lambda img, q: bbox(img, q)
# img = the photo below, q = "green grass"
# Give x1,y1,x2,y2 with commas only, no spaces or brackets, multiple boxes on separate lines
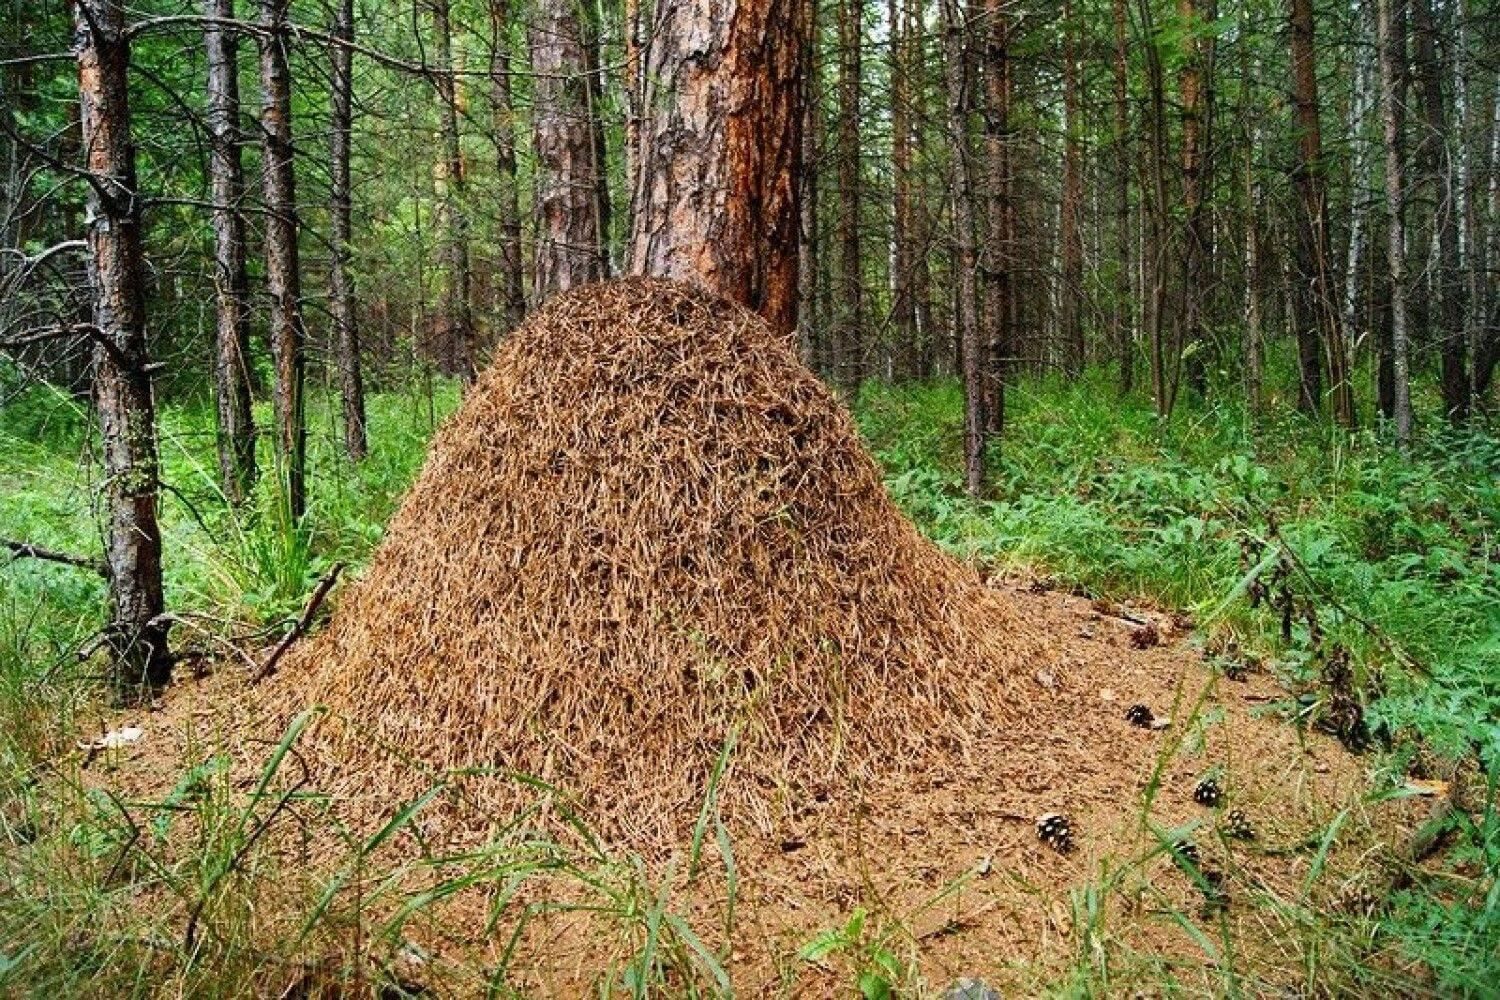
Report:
2,365,1498,994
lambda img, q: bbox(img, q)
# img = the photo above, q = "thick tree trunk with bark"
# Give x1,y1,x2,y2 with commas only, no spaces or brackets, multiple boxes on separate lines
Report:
532,0,609,299
1379,0,1414,445
75,0,172,694
203,0,256,496
489,0,525,333
329,0,365,459
258,0,307,520
1288,0,1355,426
940,0,985,496
626,0,808,337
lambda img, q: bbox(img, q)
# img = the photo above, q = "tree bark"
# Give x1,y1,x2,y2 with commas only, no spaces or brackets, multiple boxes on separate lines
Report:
940,0,985,496
1288,0,1355,426
431,0,474,379
203,0,257,496
329,0,365,459
1378,0,1414,446
488,0,526,334
1112,0,1133,394
1058,0,1084,379
834,0,863,385
626,0,808,336
258,0,307,520
890,0,915,377
980,0,1011,437
74,0,172,694
1176,0,1207,406
1411,0,1469,420
532,0,609,299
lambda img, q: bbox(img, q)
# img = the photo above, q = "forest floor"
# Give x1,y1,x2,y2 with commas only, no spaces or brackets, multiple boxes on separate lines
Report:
2,367,1497,995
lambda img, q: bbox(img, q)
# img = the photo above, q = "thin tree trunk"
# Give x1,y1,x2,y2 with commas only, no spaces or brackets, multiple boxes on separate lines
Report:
1378,0,1414,446
203,0,257,495
258,0,306,521
488,0,526,333
627,0,808,335
532,0,608,299
980,0,1010,438
1138,0,1171,416
940,0,985,496
1289,0,1355,426
75,0,172,694
1343,1,1377,358
329,0,365,459
798,0,821,365
834,0,863,386
1242,42,1264,419
1059,0,1084,379
1412,0,1469,419
1176,0,1206,406
1112,0,1133,394
890,0,915,377
431,0,474,379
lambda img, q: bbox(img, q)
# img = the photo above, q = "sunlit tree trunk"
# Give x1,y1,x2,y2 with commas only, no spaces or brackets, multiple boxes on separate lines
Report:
203,0,257,493
258,0,307,520
75,0,172,694
628,0,808,336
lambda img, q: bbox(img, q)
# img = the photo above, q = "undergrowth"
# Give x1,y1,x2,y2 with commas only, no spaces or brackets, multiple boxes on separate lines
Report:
2,367,1497,994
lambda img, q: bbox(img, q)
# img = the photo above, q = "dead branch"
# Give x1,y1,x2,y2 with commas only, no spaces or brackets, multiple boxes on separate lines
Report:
252,563,345,683
2,537,108,576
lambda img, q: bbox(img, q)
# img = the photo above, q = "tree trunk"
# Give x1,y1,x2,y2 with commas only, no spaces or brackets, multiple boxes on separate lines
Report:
980,0,1010,438
833,0,863,386
889,0,915,378
203,0,257,495
531,0,609,299
1289,0,1355,425
329,0,365,459
431,0,474,379
1058,0,1084,380
798,0,822,366
1138,0,1171,416
488,0,526,334
939,0,985,496
1412,0,1469,420
627,0,808,336
1112,0,1133,394
258,0,307,520
1378,0,1414,446
75,0,172,694
1176,0,1206,406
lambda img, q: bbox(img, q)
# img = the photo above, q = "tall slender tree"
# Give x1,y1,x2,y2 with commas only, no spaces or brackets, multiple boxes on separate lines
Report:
431,0,474,378
75,0,172,694
489,0,525,333
834,0,864,385
258,0,307,519
1378,0,1414,446
203,0,256,494
329,0,366,459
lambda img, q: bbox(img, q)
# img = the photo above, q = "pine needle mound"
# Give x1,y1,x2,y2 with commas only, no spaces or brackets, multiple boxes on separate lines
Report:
279,278,1044,847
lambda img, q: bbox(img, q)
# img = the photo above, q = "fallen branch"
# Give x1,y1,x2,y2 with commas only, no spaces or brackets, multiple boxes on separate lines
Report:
2,537,107,576
251,563,345,683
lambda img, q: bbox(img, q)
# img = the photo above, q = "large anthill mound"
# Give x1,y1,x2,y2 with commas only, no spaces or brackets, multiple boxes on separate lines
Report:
279,278,1046,846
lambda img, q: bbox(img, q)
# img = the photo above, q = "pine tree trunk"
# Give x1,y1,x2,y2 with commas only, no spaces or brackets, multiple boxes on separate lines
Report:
1112,0,1134,394
488,0,526,333
1378,0,1414,446
329,0,365,459
258,0,307,520
1289,0,1355,425
939,0,985,496
431,0,474,379
834,0,863,385
1059,0,1084,379
981,0,1010,437
1412,0,1469,420
531,0,608,298
75,0,172,695
798,0,822,366
627,0,808,336
889,0,915,377
203,0,257,495
1176,0,1206,406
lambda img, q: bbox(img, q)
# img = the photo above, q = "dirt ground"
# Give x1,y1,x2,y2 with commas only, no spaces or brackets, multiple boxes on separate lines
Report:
83,577,1428,997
